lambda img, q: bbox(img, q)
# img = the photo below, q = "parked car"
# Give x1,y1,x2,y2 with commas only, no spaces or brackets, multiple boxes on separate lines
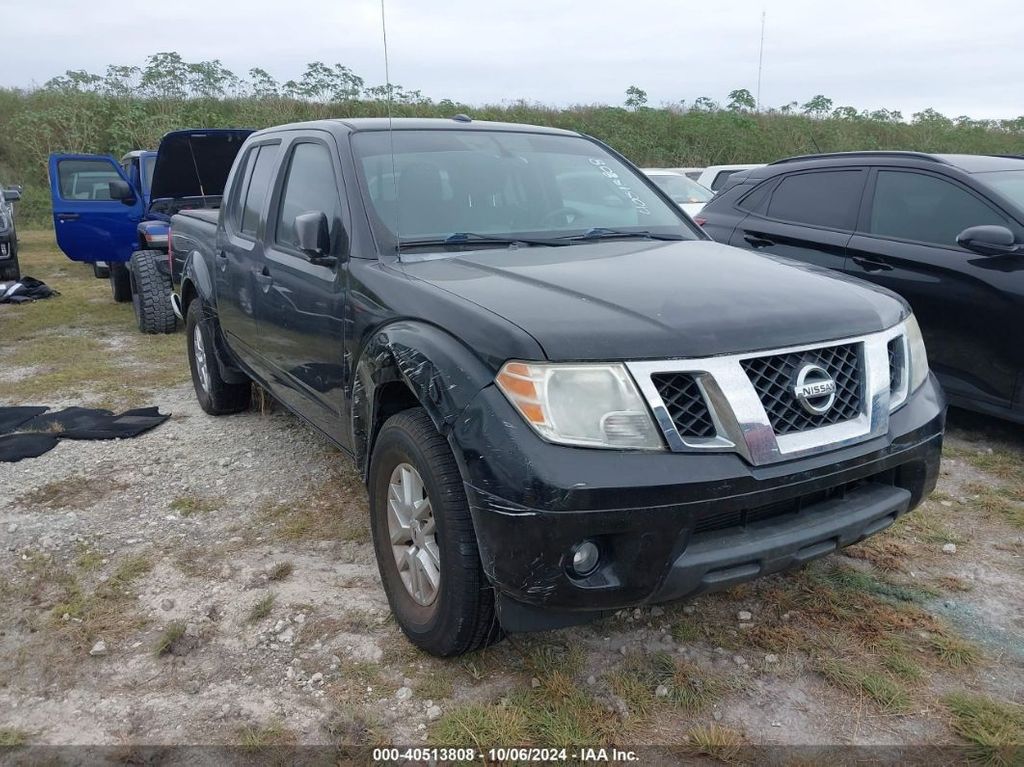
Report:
697,164,765,193
669,167,704,181
173,118,944,657
0,184,21,281
698,150,1024,425
642,169,713,217
48,129,251,332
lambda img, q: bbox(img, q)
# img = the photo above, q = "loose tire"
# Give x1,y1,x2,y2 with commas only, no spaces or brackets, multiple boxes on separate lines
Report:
109,262,131,303
92,262,110,279
368,408,501,657
130,249,176,334
185,298,251,415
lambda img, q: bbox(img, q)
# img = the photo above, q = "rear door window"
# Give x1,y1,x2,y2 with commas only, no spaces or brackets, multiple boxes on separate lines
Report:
868,170,1008,247
240,144,280,236
56,159,122,200
766,170,865,230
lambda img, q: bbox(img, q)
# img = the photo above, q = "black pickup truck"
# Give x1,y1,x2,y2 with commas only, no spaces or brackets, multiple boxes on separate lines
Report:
171,118,945,657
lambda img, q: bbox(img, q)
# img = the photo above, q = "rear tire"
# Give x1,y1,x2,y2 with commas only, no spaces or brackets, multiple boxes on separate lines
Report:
130,249,176,334
368,408,501,657
186,297,251,415
0,257,19,282
109,262,131,303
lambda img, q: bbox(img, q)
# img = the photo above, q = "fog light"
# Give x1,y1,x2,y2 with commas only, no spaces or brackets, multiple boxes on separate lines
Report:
570,541,600,576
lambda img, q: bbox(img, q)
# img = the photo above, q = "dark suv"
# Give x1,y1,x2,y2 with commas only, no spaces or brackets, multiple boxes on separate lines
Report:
699,152,1024,425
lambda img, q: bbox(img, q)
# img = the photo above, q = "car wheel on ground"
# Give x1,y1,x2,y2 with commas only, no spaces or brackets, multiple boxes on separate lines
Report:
0,257,19,282
368,408,501,657
185,297,251,415
92,261,110,279
129,249,176,334
109,262,131,302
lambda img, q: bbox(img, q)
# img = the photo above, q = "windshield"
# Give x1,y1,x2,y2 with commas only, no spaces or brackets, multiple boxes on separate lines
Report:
647,173,713,204
982,170,1024,210
352,130,697,250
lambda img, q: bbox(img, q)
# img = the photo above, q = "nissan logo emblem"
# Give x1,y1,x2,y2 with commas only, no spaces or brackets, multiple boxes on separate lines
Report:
793,364,837,415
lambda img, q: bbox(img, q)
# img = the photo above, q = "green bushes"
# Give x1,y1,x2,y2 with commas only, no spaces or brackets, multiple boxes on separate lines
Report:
2,55,1023,227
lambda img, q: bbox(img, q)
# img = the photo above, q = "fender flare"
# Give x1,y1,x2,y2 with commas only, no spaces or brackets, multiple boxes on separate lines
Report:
353,320,496,477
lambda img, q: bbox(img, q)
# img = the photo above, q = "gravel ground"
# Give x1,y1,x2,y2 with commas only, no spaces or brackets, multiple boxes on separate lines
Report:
1,234,1022,754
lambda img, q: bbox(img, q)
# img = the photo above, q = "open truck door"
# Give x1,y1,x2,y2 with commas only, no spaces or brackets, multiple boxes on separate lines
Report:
48,153,144,265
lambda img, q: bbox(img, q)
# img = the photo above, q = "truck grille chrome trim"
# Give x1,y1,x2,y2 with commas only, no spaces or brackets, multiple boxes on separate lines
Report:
627,324,907,466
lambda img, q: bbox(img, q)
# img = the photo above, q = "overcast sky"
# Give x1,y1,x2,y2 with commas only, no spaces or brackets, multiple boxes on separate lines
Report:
3,0,1023,119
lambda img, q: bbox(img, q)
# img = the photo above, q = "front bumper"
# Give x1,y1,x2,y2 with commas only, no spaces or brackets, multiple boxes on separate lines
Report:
451,374,944,631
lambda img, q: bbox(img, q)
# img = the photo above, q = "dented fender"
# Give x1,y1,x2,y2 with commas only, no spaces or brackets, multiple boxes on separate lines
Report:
352,320,498,477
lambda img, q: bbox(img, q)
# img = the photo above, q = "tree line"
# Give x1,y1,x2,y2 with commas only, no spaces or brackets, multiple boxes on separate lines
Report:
1,53,1022,226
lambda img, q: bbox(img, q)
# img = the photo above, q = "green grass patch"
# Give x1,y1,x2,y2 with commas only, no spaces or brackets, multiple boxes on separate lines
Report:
686,724,745,763
238,720,296,750
154,622,186,656
945,693,1024,767
0,728,28,747
816,657,911,713
247,593,275,624
267,561,294,581
169,495,219,517
929,634,981,669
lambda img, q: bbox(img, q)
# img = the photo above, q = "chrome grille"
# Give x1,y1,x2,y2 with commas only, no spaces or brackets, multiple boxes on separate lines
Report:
741,343,862,435
651,373,716,438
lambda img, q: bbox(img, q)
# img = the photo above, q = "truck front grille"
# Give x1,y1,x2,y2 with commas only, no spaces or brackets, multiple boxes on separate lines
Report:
741,343,862,435
651,373,716,438
888,337,904,393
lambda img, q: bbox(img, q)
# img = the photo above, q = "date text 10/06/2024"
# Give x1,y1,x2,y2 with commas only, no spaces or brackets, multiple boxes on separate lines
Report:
372,747,641,762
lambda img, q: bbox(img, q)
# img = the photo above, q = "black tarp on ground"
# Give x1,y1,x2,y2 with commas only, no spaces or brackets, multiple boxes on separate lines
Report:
0,276,60,303
0,406,169,462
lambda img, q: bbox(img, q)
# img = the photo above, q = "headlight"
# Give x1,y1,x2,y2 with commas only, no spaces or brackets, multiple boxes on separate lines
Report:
905,313,930,393
495,361,664,449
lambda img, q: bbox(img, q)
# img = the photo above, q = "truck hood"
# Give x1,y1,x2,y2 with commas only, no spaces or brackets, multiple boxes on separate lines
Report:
150,129,253,201
401,240,907,360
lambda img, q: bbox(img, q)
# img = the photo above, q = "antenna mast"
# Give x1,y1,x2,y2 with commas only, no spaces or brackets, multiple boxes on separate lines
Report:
756,10,766,112
380,0,400,252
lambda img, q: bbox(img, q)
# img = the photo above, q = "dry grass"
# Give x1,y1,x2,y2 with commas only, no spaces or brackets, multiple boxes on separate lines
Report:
0,230,187,408
962,481,1024,529
17,474,126,511
154,622,186,656
0,728,29,747
945,693,1024,766
247,593,275,624
267,561,294,581
815,656,911,713
257,467,369,544
686,723,746,763
168,495,220,517
946,443,1024,483
237,720,297,750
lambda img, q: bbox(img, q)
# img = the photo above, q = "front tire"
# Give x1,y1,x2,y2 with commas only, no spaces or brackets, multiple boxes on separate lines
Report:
185,298,251,415
0,257,18,282
368,408,500,657
130,249,176,334
109,262,131,303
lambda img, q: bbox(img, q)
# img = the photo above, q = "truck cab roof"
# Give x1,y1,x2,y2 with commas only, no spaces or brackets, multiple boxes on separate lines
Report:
248,116,582,139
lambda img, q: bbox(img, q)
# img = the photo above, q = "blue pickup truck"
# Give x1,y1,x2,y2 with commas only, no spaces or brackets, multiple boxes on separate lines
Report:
49,128,251,332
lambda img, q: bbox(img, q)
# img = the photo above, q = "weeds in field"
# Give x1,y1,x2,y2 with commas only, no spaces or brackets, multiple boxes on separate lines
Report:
154,622,186,656
945,693,1024,767
686,724,746,763
169,495,220,517
238,720,296,750
267,561,294,581
17,475,126,511
247,594,275,624
0,728,28,747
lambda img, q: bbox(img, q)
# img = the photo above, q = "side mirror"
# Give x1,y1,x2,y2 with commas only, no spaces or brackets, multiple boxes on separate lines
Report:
956,224,1020,256
108,179,136,205
3,188,21,202
294,210,336,266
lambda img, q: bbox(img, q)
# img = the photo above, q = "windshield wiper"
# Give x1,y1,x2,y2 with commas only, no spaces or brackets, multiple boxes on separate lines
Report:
559,227,686,242
399,232,569,251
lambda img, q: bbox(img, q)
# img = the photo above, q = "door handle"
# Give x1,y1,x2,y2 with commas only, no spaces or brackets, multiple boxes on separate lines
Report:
215,250,228,260
851,255,894,272
254,266,273,292
214,250,228,272
743,233,775,248
56,213,79,222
